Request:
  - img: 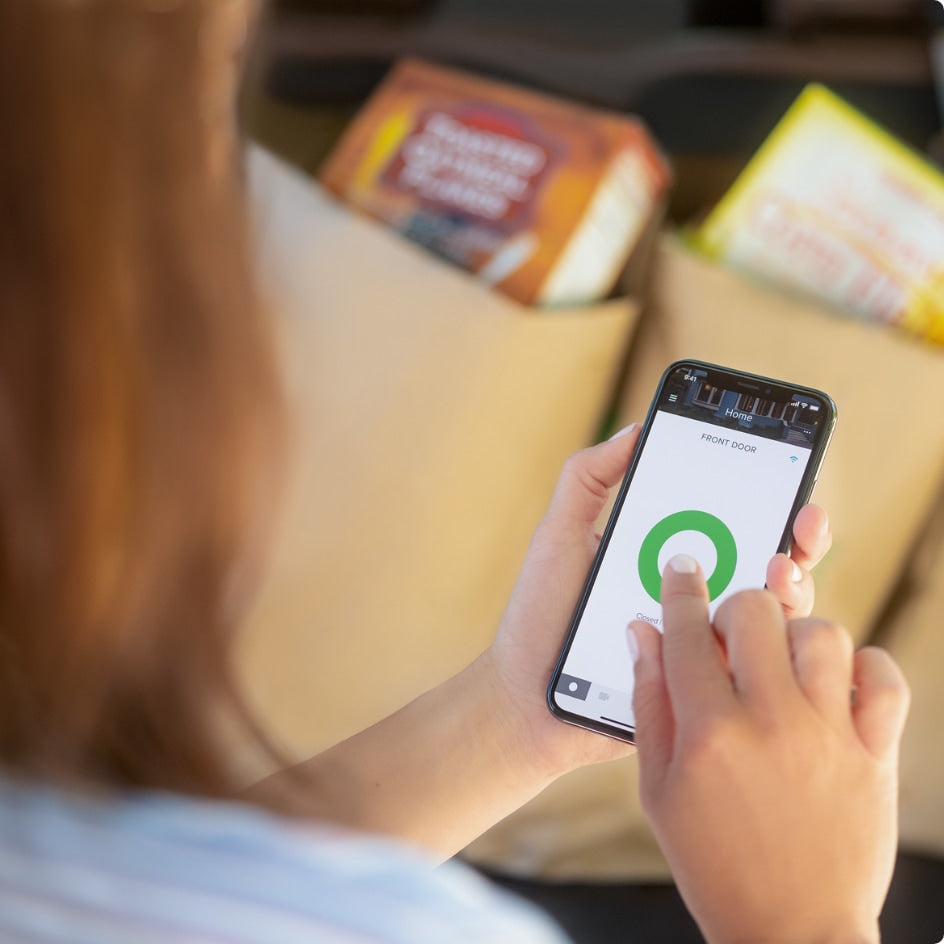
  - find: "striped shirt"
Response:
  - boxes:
[0,779,568,944]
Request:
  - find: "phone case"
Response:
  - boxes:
[547,359,836,743]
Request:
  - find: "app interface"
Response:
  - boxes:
[553,366,830,736]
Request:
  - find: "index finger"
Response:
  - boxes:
[660,554,737,726]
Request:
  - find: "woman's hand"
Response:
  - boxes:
[262,430,834,860]
[766,501,832,621]
[631,560,909,944]
[487,426,833,781]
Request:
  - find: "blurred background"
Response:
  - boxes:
[239,3,944,942]
[247,0,939,218]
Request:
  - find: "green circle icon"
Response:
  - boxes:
[638,510,737,603]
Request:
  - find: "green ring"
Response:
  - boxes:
[638,510,737,603]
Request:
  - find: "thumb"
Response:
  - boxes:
[544,425,639,530]
[630,620,673,790]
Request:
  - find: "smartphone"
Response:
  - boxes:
[547,359,837,743]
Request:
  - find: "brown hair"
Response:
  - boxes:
[0,0,282,796]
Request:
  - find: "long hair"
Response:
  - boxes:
[0,0,282,796]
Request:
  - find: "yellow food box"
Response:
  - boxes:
[696,84,944,345]
[319,59,670,307]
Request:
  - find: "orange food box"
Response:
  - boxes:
[319,59,670,306]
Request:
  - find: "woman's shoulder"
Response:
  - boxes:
[0,778,567,944]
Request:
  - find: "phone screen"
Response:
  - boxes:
[548,361,836,740]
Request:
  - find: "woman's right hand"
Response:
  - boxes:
[631,557,910,944]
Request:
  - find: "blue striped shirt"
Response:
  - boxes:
[0,779,569,943]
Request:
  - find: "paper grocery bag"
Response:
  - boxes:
[464,234,944,881]
[235,148,640,769]
[616,235,944,639]
[878,482,944,857]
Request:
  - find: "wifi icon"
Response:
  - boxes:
[789,456,799,463]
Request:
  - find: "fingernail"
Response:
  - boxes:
[626,625,640,664]
[791,561,803,583]
[667,553,697,574]
[608,422,637,441]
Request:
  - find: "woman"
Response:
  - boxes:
[0,2,909,943]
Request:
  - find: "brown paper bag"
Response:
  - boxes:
[878,485,944,857]
[236,148,640,770]
[615,236,944,639]
[466,234,944,880]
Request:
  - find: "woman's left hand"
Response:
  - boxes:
[267,426,831,858]
[485,424,833,780]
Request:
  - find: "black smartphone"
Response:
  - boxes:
[547,359,837,743]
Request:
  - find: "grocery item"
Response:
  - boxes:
[319,59,669,307]
[696,84,944,345]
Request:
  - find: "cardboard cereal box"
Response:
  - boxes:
[696,84,944,345]
[319,59,670,306]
